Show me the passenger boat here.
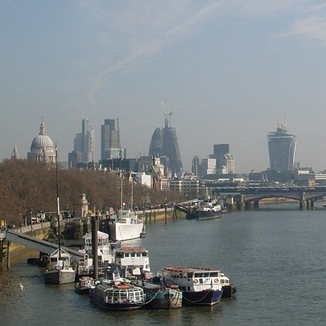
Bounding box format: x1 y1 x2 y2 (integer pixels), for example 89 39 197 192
196 200 222 220
162 266 223 306
44 248 76 284
114 246 182 309
89 279 146 310
74 276 96 294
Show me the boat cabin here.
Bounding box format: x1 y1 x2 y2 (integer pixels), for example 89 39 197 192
162 267 222 292
48 248 72 268
114 247 151 278
93 283 145 304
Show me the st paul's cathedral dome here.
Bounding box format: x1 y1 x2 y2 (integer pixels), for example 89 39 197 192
27 118 56 163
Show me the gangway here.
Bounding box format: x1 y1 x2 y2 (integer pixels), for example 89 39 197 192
5 229 85 262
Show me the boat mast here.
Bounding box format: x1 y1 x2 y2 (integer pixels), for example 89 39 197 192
55 146 61 260
120 174 123 219
130 173 133 211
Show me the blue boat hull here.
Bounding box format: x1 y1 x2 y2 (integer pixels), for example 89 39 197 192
182 289 223 306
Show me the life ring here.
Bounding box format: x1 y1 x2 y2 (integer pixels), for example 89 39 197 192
193 279 198 284
214 278 219 283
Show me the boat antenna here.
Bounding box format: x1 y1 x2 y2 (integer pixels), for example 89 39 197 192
55 144 61 260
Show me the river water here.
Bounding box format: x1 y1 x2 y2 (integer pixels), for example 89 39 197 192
2 202 326 325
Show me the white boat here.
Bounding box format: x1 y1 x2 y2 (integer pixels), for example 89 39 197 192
77 230 117 277
196 200 222 220
114 246 152 279
162 266 224 306
110 210 144 241
107 174 144 241
44 248 76 284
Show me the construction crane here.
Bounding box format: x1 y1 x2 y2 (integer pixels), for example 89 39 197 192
161 100 173 128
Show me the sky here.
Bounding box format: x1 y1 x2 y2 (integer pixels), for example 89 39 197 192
2 0 326 173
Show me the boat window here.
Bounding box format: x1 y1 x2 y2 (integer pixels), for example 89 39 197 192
142 252 147 256
113 292 119 303
210 272 218 277
131 253 135 257
125 253 129 257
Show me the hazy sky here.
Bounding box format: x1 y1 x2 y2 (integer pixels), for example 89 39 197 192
2 0 326 173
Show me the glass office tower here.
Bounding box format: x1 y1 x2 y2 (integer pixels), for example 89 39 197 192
268 123 297 172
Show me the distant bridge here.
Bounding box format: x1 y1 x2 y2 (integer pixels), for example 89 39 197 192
210 185 326 209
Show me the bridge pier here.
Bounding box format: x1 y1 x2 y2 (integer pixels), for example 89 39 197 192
253 200 259 208
306 200 315 209
299 192 307 210
299 201 307 210
236 195 245 211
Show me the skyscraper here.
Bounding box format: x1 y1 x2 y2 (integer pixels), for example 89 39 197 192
268 122 297 172
149 103 183 175
69 118 95 167
213 144 230 171
101 119 125 160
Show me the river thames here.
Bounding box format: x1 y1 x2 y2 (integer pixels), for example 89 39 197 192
2 202 326 325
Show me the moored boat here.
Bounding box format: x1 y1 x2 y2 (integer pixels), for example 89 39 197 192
44 147 76 285
134 275 182 309
74 276 96 294
44 248 76 284
196 200 222 220
77 230 116 277
89 281 146 311
114 246 152 280
111 210 144 241
162 266 223 306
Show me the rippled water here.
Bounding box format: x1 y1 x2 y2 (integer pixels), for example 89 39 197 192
2 202 326 325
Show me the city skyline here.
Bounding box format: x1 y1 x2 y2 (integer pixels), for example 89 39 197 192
2 1 326 172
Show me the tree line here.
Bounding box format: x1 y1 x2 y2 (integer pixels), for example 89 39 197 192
0 159 185 226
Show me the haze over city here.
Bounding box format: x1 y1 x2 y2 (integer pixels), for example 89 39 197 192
2 1 326 173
